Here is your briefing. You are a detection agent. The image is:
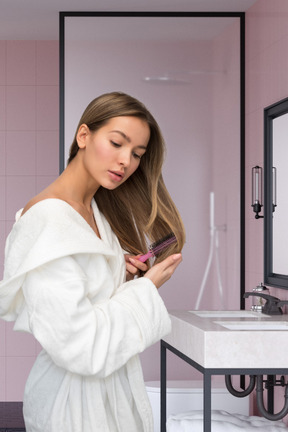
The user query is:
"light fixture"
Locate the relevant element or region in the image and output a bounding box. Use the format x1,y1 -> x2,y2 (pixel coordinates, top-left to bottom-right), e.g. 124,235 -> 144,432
252,166 -> 263,219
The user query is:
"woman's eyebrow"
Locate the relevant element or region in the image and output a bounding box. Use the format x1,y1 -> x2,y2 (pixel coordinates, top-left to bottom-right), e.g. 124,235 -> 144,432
110,130 -> 131,142
110,130 -> 147,150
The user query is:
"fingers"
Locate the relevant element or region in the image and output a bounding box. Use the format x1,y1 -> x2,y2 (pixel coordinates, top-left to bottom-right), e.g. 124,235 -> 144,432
125,254 -> 148,280
128,256 -> 148,273
157,253 -> 182,280
144,253 -> 182,289
161,253 -> 182,270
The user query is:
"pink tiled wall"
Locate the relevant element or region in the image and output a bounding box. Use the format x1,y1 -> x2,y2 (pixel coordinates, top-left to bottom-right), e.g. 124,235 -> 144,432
0,40 -> 59,401
246,0 -> 288,421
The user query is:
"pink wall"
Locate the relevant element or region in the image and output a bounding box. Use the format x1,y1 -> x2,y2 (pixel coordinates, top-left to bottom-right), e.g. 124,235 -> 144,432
245,0 -> 288,421
0,40 -> 59,401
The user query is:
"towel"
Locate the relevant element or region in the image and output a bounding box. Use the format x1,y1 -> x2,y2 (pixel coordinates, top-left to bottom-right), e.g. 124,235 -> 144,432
167,410 -> 288,431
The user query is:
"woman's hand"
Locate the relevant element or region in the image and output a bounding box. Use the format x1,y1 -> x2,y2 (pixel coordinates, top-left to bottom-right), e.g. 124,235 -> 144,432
144,253 -> 182,289
125,254 -> 148,281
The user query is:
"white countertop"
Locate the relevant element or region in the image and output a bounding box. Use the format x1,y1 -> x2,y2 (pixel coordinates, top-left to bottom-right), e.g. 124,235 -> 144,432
162,310 -> 288,369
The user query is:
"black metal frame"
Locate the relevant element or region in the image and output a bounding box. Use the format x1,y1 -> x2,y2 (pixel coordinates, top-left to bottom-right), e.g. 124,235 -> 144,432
264,96 -> 288,289
161,340 -> 288,432
59,10 -> 245,307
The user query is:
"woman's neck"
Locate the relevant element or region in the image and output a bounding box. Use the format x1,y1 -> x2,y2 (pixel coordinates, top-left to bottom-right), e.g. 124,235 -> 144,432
57,158 -> 99,212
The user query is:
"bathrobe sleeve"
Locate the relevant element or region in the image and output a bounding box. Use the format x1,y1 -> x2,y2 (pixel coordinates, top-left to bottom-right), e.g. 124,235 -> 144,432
0,199 -> 171,378
21,254 -> 170,378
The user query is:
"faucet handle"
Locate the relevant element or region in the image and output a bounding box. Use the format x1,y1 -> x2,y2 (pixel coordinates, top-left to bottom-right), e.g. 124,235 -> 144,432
243,292 -> 283,315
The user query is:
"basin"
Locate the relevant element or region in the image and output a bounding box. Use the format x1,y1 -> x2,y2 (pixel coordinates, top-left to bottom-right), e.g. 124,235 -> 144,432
164,310 -> 288,368
216,321 -> 288,331
191,311 -> 261,319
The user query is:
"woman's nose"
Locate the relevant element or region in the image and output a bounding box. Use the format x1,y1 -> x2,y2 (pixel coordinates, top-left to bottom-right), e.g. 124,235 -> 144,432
118,149 -> 131,167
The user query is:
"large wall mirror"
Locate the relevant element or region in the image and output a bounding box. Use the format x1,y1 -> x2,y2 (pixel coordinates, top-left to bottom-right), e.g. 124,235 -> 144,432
264,97 -> 288,289
59,12 -> 245,311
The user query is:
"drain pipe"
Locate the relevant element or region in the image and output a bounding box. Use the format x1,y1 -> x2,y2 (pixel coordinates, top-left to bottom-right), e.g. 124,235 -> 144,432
256,375 -> 288,421
225,375 -> 256,397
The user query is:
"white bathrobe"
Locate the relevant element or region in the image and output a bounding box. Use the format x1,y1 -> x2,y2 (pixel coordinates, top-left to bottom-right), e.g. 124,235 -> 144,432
0,198 -> 171,432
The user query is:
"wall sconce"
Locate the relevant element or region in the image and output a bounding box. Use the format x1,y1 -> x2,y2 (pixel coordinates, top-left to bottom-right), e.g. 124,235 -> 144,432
252,165 -> 263,219
252,166 -> 277,219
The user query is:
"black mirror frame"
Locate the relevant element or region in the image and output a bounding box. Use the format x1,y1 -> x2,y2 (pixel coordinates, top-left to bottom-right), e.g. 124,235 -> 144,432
264,97 -> 288,289
59,11 -> 246,307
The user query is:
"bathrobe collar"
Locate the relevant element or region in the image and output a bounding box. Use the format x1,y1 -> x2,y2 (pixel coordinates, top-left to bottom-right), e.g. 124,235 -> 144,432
0,198 -> 123,319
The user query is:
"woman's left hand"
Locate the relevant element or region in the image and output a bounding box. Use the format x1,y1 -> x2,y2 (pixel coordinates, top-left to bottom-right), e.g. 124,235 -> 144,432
125,254 -> 148,281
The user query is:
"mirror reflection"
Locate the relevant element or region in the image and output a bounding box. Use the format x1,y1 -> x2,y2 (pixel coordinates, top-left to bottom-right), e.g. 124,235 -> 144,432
273,113 -> 288,275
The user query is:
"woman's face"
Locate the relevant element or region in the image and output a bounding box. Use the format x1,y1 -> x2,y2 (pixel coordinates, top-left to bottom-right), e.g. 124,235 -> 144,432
77,116 -> 150,191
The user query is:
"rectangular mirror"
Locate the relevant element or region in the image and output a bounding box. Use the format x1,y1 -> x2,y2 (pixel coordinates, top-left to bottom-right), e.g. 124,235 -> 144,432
60,12 -> 245,310
264,97 -> 288,288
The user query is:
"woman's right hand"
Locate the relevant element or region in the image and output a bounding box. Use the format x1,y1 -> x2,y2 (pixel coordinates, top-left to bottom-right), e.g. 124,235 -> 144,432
144,253 -> 182,289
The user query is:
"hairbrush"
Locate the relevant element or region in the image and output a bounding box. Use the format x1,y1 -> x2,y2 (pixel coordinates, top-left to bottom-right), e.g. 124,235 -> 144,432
138,233 -> 177,263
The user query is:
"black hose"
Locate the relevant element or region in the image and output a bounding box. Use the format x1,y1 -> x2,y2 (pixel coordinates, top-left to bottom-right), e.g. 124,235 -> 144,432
256,375 -> 288,421
225,375 -> 256,397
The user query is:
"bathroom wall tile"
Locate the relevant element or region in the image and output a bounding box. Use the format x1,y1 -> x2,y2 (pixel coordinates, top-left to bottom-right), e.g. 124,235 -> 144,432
0,132 -> 5,176
6,356 -> 35,401
246,53 -> 266,114
35,341 -> 42,355
0,221 -> 5,279
275,0 -> 288,40
6,131 -> 36,176
0,356 -> 5,401
5,220 -> 14,237
0,86 -> 6,131
0,177 -> 5,221
6,321 -> 36,357
269,37 -> 288,104
36,175 -> 58,194
0,320 -> 5,357
5,176 -> 36,220
36,85 -> 59,131
36,131 -> 59,176
245,217 -> 263,275
246,0 -> 281,62
6,41 -> 36,86
36,41 -> 59,85
0,41 -> 5,86
6,86 -> 36,131
245,109 -> 263,168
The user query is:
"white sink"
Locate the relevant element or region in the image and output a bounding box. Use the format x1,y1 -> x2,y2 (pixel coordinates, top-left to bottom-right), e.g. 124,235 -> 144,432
191,311 -> 261,318
216,321 -> 288,331
164,311 -> 288,368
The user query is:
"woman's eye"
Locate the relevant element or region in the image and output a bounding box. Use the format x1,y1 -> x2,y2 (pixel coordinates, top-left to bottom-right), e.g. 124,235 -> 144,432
111,141 -> 121,148
133,153 -> 141,160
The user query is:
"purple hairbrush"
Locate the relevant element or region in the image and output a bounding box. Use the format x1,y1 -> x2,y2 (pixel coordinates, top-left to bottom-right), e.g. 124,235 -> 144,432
138,233 -> 177,263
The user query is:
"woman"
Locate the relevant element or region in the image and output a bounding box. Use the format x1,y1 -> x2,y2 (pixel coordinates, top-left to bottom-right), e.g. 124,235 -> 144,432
0,92 -> 185,431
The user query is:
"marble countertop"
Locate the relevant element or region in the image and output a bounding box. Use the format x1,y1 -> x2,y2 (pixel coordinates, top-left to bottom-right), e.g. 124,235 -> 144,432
162,310 -> 288,369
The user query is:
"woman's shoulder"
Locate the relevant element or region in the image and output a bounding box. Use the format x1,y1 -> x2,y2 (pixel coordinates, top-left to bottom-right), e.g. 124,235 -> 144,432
21,186 -> 60,217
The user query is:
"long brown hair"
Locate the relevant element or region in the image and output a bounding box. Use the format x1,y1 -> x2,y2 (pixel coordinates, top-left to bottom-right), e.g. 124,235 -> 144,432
68,92 -> 185,262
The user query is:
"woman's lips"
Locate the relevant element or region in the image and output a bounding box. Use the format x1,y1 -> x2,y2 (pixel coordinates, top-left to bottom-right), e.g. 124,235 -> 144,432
108,170 -> 124,182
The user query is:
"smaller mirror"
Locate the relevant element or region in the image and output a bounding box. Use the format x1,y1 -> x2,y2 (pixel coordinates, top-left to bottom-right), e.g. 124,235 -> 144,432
264,97 -> 288,288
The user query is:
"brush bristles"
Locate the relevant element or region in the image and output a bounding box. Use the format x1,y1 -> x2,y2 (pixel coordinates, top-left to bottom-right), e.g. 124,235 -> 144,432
149,233 -> 177,256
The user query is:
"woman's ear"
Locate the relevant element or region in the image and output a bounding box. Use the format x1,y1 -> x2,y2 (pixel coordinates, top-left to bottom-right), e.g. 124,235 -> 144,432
76,124 -> 90,149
